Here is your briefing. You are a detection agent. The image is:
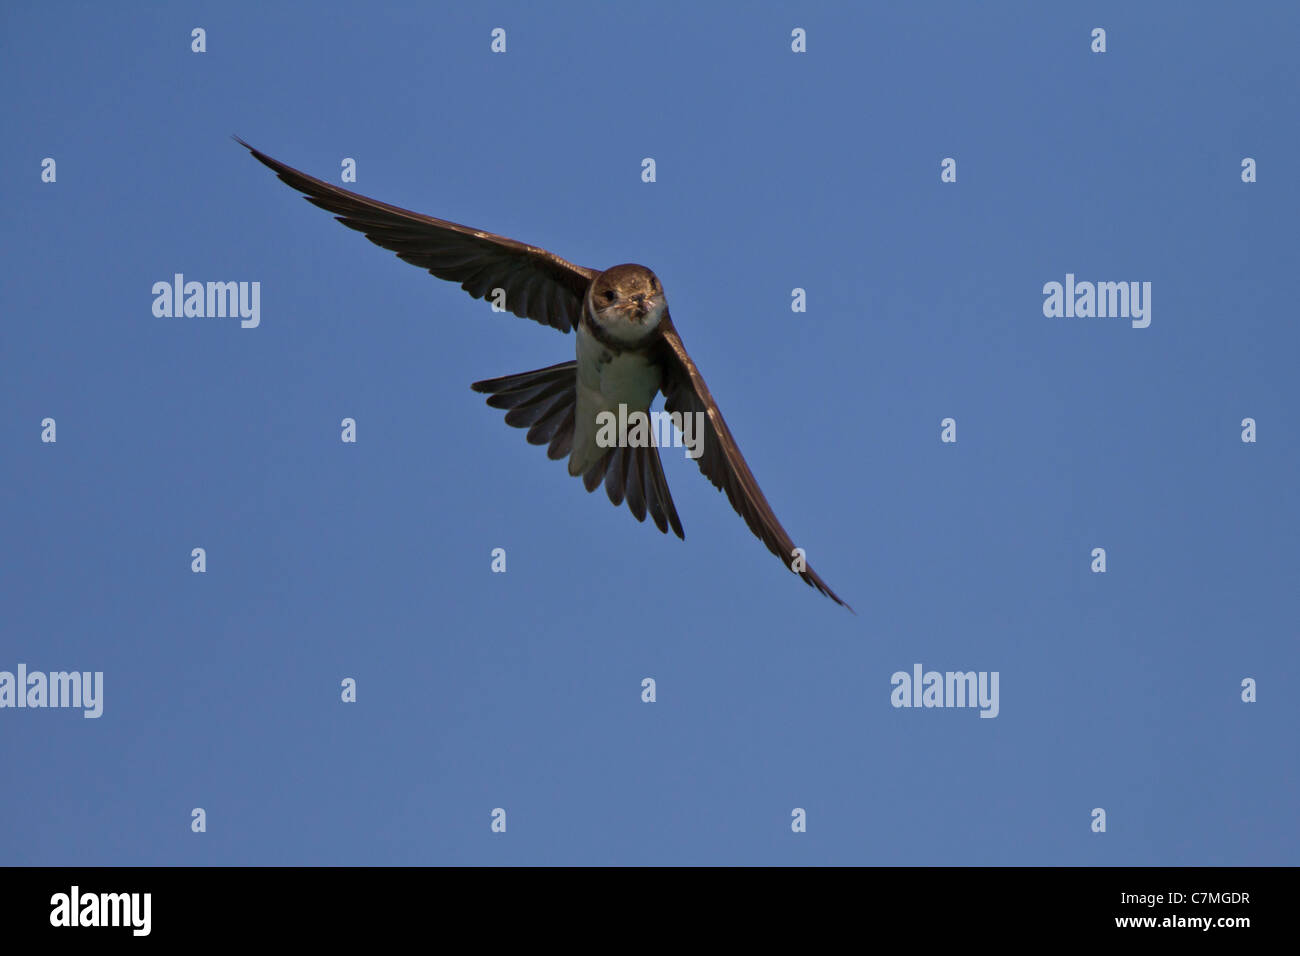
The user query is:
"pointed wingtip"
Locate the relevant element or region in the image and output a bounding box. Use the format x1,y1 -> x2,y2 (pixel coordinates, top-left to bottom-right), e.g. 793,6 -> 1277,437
232,136 -> 270,165
806,572 -> 853,612
233,137 -> 282,175
824,589 -> 855,613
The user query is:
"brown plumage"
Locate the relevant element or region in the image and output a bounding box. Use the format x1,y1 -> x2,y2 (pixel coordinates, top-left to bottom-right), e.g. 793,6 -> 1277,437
238,138 -> 850,608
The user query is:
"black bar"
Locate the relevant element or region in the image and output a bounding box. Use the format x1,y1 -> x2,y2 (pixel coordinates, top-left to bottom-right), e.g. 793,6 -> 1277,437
1,866 -> 1280,941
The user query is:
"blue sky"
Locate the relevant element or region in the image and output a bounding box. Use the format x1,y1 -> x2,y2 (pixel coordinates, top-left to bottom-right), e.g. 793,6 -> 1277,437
2,1 -> 1296,865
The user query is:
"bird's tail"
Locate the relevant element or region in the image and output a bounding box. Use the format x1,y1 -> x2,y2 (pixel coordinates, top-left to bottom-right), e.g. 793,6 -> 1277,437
471,363 -> 684,538
471,361 -> 578,461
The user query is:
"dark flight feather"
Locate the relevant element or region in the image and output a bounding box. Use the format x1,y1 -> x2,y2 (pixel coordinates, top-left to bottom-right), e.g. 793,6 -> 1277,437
656,315 -> 849,608
235,137 -> 596,333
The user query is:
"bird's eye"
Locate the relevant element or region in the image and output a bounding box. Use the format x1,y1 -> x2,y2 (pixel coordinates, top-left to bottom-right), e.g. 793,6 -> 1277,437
603,290 -> 616,302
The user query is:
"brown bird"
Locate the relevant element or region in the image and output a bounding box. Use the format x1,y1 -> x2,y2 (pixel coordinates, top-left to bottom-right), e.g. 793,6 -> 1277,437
237,139 -> 849,608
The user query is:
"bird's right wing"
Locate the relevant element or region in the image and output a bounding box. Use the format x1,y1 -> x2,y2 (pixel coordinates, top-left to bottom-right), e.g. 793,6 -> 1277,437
236,138 -> 597,333
656,315 -> 850,609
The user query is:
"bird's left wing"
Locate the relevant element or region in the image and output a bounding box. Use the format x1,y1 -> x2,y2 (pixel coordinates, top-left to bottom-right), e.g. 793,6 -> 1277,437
236,138 -> 597,333
656,315 -> 850,608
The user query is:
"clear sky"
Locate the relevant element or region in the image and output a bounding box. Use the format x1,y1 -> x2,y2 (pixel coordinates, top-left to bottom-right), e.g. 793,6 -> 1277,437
2,1 -> 1296,865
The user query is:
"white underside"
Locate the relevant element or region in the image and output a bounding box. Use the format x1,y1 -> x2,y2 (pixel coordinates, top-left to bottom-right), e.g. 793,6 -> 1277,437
569,322 -> 663,476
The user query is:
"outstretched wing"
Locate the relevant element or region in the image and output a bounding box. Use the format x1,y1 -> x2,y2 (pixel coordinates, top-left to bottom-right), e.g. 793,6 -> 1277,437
656,315 -> 850,608
236,138 -> 597,332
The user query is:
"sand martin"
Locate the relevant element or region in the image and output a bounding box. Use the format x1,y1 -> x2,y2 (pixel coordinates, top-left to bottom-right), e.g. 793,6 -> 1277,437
237,140 -> 848,608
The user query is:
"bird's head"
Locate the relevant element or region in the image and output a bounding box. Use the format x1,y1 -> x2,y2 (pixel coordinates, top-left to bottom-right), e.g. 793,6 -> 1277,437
588,264 -> 667,344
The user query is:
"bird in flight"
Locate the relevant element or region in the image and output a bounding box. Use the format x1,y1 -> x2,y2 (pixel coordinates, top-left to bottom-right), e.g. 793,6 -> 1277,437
237,139 -> 849,608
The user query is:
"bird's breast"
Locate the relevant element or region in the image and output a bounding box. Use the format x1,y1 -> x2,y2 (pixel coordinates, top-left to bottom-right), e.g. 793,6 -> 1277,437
575,322 -> 662,409
566,324 -> 664,475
